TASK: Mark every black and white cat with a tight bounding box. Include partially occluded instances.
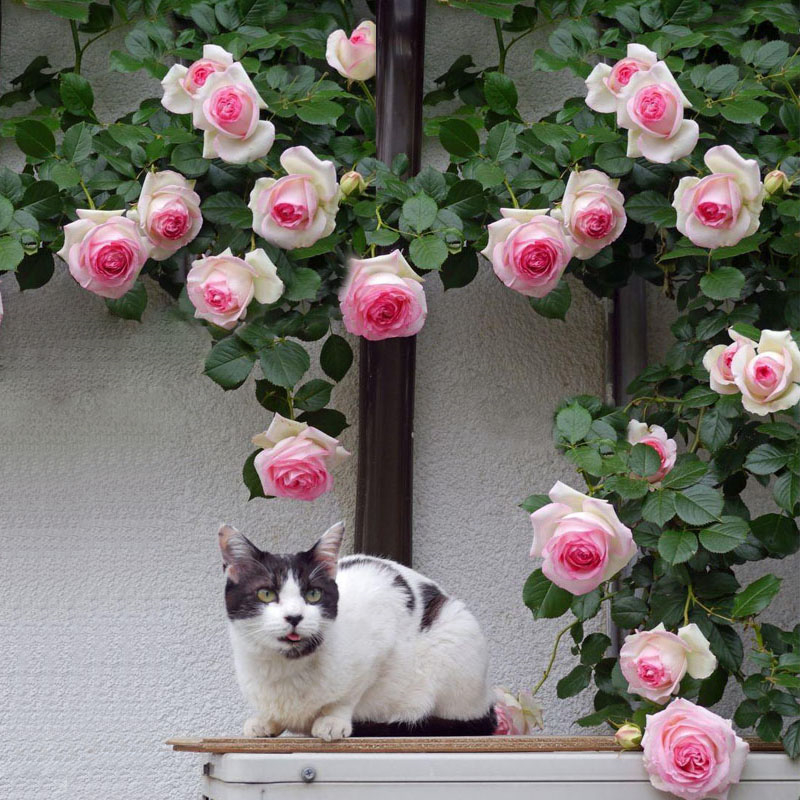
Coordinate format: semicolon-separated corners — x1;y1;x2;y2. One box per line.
219;521;496;740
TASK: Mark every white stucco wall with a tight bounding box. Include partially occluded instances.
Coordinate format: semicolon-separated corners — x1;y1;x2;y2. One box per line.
1;4;795;799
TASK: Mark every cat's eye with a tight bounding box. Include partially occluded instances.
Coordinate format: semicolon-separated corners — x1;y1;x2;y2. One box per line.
305;588;322;604
257;589;277;603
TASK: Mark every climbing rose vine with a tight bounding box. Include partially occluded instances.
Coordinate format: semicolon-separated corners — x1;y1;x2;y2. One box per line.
0;0;798;791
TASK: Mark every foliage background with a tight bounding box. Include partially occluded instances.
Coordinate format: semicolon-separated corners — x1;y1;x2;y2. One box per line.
0;0;797;797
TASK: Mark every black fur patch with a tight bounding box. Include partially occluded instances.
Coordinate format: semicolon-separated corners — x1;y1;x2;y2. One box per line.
340;555;416;614
419;583;447;630
352;708;497;737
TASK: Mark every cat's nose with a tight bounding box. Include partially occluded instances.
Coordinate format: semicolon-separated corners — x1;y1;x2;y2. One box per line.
285;614;303;627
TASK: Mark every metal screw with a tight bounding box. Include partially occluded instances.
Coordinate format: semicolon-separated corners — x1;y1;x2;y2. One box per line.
301;766;317;783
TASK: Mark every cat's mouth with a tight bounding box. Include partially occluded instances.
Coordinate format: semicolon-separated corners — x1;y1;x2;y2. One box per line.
283;632;302;643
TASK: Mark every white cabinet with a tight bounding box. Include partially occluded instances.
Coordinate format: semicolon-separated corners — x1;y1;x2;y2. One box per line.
185;748;799;800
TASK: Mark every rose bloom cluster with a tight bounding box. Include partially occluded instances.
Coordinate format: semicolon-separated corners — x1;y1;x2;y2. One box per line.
482;169;627;299
492;687;543;736
704;328;800;415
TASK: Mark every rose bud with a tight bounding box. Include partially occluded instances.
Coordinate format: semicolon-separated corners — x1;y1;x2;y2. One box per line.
340;170;367;197
615;723;642;750
326;20;376;81
764;169;790;196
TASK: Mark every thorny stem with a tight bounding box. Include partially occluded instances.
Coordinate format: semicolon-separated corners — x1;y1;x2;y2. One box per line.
358;81;376;109
70;21;83;74
504;178;519;208
79;180;95;209
531;620;576;696
689;407;705;453
494;19;507;73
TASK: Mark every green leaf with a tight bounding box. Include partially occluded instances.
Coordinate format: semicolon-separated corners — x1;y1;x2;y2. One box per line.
201;192;252;228
594;142;633;176
293;379;333;412
0;197;13;232
104;281;147;321
659;529;698;564
571;588;602;621
774;471;800;513
556;663;592;699
441;249;478;290
260;339;310;389
15;248;54;290
611;594;648;628
170;143;209;177
60;72;94;117
521;494;550;513
296;99;344;126
719;98;768;124
61;122;93;163
703;64;739;95
660;455;708;489
23;0;90;21
402;193;438;233
486;121;518;162
0;238;25;271
483;71;518;114
580;633;611;665
320;334;353;382
697;667;728;707
626;191;677;226
282;267;321;302
605;474;650;499
757;711;783;743
734;699;761;728
753;40;790;71
242;450;267;500
297;408;348;437
732;574;782;617
675;484;723;525
708;624;743;672
629;442;662;478
204;337;256;390
14;119;56;159
409;235;448;271
523;569;573;619
700;267;745;301
783;720;800;759
750;514;799;557
681;385;719;409
556;403;592;444
20;180;61;219
439;118;480;158
699;408;732;453
700;517;750;553
745;444;789;475
642;490;677;526
529;279;571;320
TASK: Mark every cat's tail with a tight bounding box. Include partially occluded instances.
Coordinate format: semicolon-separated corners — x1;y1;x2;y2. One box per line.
351;708;497;737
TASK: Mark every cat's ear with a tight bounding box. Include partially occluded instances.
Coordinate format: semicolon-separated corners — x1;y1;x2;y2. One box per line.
308;521;345;577
218;524;260;582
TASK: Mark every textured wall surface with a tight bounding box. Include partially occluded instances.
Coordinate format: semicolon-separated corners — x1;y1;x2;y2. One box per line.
1;3;795;799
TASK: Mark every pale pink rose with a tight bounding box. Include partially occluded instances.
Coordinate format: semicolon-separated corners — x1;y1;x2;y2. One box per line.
554;169;626;259
585;44;659;113
626;420;677;485
186;248;283;329
642;699;749;800
673;145;765;249
730;329;800;415
127;170;202;260
492;688;543;736
252;414;350;501
249;146;339;249
339;250;427;341
530;482;636;595
192;63;274;164
702;328;757;395
56;209;151;299
161;45;234;114
616;63;698;163
326;20;376;81
481;209;574;297
620;624;716;705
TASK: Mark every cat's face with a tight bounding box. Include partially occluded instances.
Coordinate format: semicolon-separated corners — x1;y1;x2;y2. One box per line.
219;522;344;659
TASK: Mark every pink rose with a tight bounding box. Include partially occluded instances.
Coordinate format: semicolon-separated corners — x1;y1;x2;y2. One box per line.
673;145;765;249
127;170;202;260
620;624;716;704
530;482;636;595
326;20;376;81
249;146;340;250
642;699;749;800
56;209;151;299
192;63;275;164
481;209;574;297
702;328;757;395
585;43;658;113
626;420;677;484
187;248;283;329
730;329;800;415
492;688;543;736
339;250;427;341
252;414;350;501
161;44;234;115
554;169;626;259
616;63;698;163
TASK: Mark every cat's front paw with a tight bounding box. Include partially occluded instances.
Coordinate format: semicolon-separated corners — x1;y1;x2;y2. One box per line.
243;716;284;738
311;715;352;741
